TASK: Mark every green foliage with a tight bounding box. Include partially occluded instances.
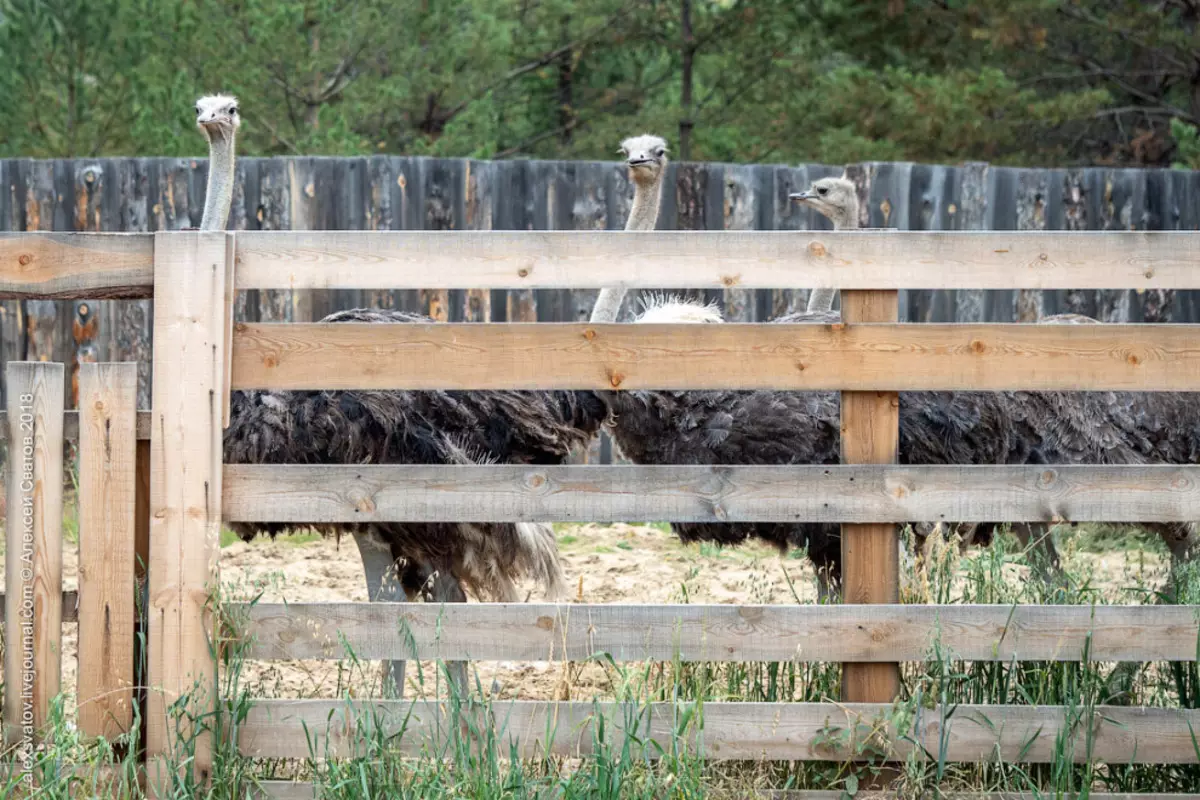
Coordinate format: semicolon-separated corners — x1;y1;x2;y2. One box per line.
1;0;1198;166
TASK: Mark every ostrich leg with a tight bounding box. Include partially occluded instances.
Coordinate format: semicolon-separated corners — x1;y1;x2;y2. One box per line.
352;528;409;697
1010;522;1065;585
427;569;470;698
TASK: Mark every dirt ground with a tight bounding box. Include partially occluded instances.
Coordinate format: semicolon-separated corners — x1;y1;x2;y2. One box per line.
37;521;1169;711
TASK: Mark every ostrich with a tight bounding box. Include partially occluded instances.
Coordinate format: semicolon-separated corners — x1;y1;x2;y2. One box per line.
202;101;608;696
195;95;239;230
594;162;1020;597
790;176;1199;569
591;137;845;595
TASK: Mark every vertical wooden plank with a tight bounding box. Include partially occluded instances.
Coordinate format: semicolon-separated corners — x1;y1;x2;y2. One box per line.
23;161;68;371
770;164;809;316
840;292;900;706
0;159;23;406
73;162;107;406
536;162;572;323
463;160;493;321
146;232;227;789
983;167;1016;322
953;162;988;322
501;161;537;322
390;157;423;315
1014;169;1049;322
4;362;65;745
77;363;137;740
364;156;398;313
865;162;912;320
722;164;759;322
116;159;154;409
256;159;292;321
1142;169;1173;322
288;158;319;322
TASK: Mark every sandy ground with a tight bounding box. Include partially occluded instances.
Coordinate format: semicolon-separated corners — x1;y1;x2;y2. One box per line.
27;521;1168;712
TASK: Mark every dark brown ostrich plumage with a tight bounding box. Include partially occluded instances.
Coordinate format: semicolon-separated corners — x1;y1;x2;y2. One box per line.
223;308;610;601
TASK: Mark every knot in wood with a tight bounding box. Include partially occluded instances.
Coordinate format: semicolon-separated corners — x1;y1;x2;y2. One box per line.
583;328;597;341
608;371;625;388
721;274;740;287
536;615;555;631
18;253;32;266
517;267;530;278
807;240;827;258
1127;352;1141;366
78;302;89;316
1144;268;1155;279
737;606;764;624
1038;252;1048;261
1037;469;1057;488
526;472;547;490
396;175;406;189
93;399;106;413
969;339;986;354
85;170;95;184
796;361;806;372
263;354;278;369
353;494;377;514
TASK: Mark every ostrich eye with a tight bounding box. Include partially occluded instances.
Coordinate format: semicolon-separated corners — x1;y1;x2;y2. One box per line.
655;148;664;157
817;186;828;196
229;107;237;115
195;106;201;116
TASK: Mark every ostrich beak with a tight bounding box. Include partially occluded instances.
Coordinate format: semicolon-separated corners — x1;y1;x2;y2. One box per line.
789;191;813;202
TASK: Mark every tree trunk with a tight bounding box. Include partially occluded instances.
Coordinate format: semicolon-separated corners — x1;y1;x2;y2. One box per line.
679;0;695;161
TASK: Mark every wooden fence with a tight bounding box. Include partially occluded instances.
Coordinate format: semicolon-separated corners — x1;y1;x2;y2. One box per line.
4;155;1200;412
3;228;1200;798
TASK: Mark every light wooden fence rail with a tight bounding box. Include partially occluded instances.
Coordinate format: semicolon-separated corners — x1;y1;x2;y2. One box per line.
4;229;1200;797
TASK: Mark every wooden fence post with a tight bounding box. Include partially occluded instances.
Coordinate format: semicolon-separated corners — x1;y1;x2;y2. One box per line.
146;232;228;791
77;362;138;740
839;291;901;705
3;362;65;747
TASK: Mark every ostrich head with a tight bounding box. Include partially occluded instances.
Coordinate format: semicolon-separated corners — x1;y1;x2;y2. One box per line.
619;134;668;187
790;175;858;229
195;94;240;144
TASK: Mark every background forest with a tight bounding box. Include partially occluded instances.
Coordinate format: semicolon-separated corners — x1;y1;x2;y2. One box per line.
3;0;1200;169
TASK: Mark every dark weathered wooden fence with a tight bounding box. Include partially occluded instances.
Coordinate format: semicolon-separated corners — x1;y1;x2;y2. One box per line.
3;156;1199;407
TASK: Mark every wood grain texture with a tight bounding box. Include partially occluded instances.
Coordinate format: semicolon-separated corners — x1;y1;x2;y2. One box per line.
146;232;227;788
237;699;1200;763
0;233;154;299
238;602;1200;663
0;590;78;622
222;463;1200;524
3;362;65;745
0;410;151;441
232;230;1200;290
840;289;901;706
76;363;137;740
229;321;1200;392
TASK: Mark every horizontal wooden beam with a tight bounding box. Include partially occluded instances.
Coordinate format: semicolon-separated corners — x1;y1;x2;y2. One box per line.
0;411;151;442
238;699;1200;763
0;233;154;300
230;322;1200;391
238;602;1200;663
0;590;78;622
222;464;1200;524
255;787;1200;800
233;230;1200;291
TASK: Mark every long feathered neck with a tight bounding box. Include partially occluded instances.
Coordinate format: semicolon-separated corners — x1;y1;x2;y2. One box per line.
200;130;236;231
805;195;859;314
590;170;664;323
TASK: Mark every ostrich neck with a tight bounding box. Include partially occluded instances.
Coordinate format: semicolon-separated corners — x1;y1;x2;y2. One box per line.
590;172;664;324
200;132;236;231
805;205;858;314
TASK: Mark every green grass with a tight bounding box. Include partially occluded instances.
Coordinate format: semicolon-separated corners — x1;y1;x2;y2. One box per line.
0;524;1197;798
